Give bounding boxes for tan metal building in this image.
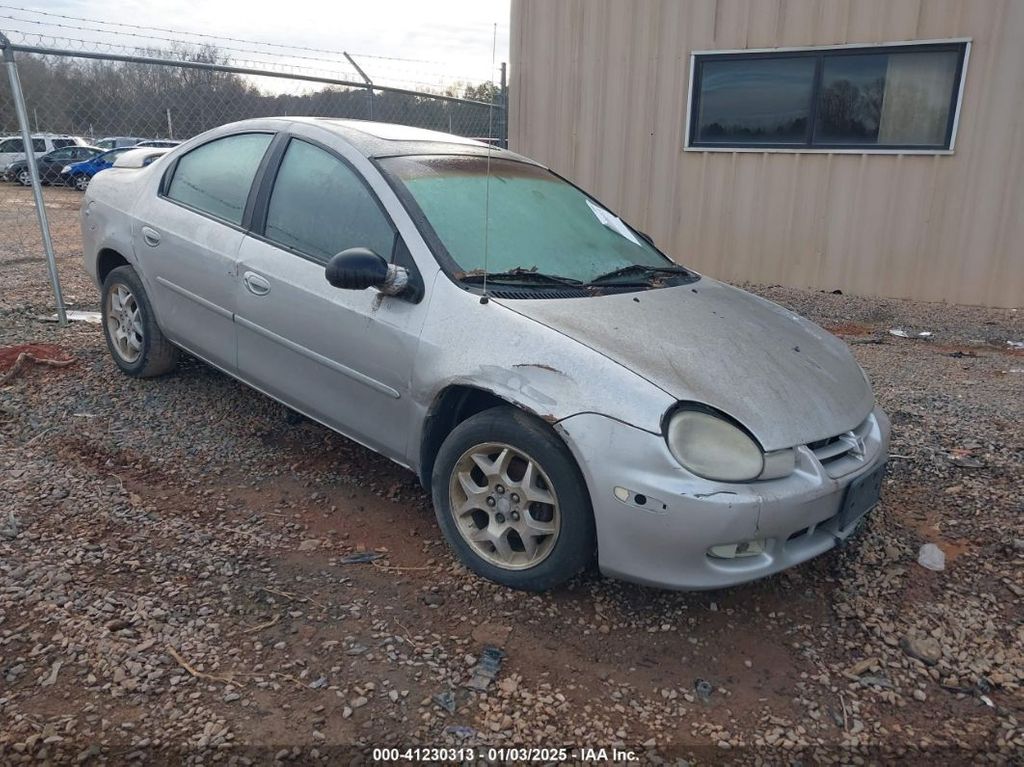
[509,0,1024,308]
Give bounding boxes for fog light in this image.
[708,539,766,559]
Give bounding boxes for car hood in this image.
[497,278,874,451]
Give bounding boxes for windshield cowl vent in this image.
[485,285,645,300]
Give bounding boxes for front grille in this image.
[808,417,873,477]
[810,434,854,464]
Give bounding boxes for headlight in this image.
[61,165,71,174]
[666,407,795,482]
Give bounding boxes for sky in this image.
[2,0,511,92]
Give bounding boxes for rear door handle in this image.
[243,271,271,296]
[141,226,161,247]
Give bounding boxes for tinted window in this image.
[265,139,394,261]
[0,138,23,152]
[32,139,45,152]
[690,43,966,150]
[695,57,815,144]
[47,149,73,161]
[381,156,675,283]
[52,139,76,149]
[167,133,272,224]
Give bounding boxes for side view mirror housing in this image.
[325,248,410,297]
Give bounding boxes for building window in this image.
[688,42,968,151]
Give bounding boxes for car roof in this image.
[225,117,541,165]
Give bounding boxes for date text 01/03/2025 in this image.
[372,747,639,762]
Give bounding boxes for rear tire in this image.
[431,406,595,591]
[101,265,178,378]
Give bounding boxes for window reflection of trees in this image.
[818,77,884,141]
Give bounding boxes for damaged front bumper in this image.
[557,406,890,590]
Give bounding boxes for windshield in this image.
[380,155,680,284]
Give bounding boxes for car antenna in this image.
[480,21,498,305]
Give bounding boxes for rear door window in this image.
[52,139,76,149]
[32,139,46,152]
[166,133,273,225]
[263,138,395,262]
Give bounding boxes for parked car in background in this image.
[61,147,135,191]
[80,118,889,592]
[135,139,181,148]
[94,136,144,150]
[115,146,171,166]
[6,144,101,186]
[0,134,87,178]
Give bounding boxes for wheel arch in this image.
[96,248,132,286]
[418,384,566,492]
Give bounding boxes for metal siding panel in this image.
[776,0,823,46]
[746,0,782,48]
[952,0,1020,305]
[510,0,1024,307]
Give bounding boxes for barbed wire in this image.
[0,4,500,85]
[2,29,479,94]
[0,13,362,78]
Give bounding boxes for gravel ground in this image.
[1,185,1022,764]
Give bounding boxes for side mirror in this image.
[325,247,409,296]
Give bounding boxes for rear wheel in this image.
[101,265,178,377]
[431,407,595,591]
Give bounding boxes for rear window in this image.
[166,133,272,225]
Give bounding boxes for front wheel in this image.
[73,174,89,192]
[431,407,595,591]
[101,265,178,377]
[17,169,30,186]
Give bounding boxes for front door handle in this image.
[243,271,271,296]
[141,226,161,247]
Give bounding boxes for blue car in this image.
[62,147,134,191]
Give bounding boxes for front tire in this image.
[101,265,178,377]
[73,174,90,192]
[431,407,595,591]
[17,169,30,186]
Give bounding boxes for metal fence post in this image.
[344,52,374,121]
[1,30,67,326]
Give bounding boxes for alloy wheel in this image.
[106,284,143,363]
[448,442,561,570]
[74,175,89,191]
[17,170,30,186]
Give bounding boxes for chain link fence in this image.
[0,27,507,322]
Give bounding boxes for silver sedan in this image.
[81,117,889,591]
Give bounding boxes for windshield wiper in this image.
[458,268,584,287]
[585,263,692,286]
